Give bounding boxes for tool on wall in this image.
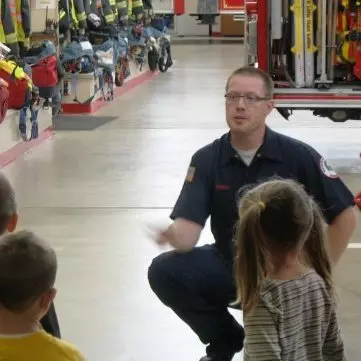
[44,6,58,35]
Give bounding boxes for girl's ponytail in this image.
[234,203,269,315]
[303,201,334,295]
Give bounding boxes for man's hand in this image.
[148,224,176,247]
[147,218,202,252]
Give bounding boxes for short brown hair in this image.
[0,173,16,234]
[226,66,274,98]
[0,230,57,312]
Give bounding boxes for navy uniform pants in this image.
[148,244,244,355]
[40,302,61,338]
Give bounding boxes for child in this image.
[0,172,61,337]
[234,179,347,361]
[0,229,85,360]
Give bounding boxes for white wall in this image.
[174,15,220,36]
[153,0,174,14]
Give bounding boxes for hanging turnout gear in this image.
[102,0,116,24]
[127,0,132,18]
[108,0,118,22]
[131,0,144,23]
[73,0,87,31]
[83,0,91,14]
[7,0,31,51]
[59,0,87,35]
[59,0,72,37]
[0,0,19,55]
[143,0,154,23]
[117,0,128,25]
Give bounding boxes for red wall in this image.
[219,0,244,11]
[173,0,185,15]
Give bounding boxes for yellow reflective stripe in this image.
[60,9,66,19]
[117,0,127,8]
[132,0,143,6]
[105,14,115,22]
[70,0,78,26]
[109,0,116,5]
[77,12,86,21]
[5,33,17,43]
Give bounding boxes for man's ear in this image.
[7,213,18,233]
[265,99,274,115]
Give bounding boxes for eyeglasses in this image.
[225,93,270,105]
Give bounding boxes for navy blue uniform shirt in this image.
[170,127,355,260]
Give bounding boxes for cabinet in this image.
[220,14,244,36]
[219,0,244,36]
[219,0,244,12]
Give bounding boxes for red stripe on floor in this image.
[0,127,54,169]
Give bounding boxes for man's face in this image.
[225,74,274,136]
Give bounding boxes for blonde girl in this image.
[235,179,347,361]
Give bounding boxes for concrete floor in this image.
[1,42,361,361]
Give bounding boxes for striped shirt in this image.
[243,269,347,361]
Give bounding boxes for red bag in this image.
[0,68,30,110]
[31,55,59,99]
[0,79,9,125]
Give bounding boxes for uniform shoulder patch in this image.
[320,157,339,179]
[185,166,196,183]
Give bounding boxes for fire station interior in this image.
[0,0,360,360]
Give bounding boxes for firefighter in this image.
[147,66,358,361]
[0,0,19,55]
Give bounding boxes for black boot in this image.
[199,351,236,361]
[199,329,244,361]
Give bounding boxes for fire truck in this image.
[244,0,361,123]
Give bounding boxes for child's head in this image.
[234,178,333,314]
[0,173,18,235]
[0,230,57,321]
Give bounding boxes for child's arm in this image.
[243,303,281,361]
